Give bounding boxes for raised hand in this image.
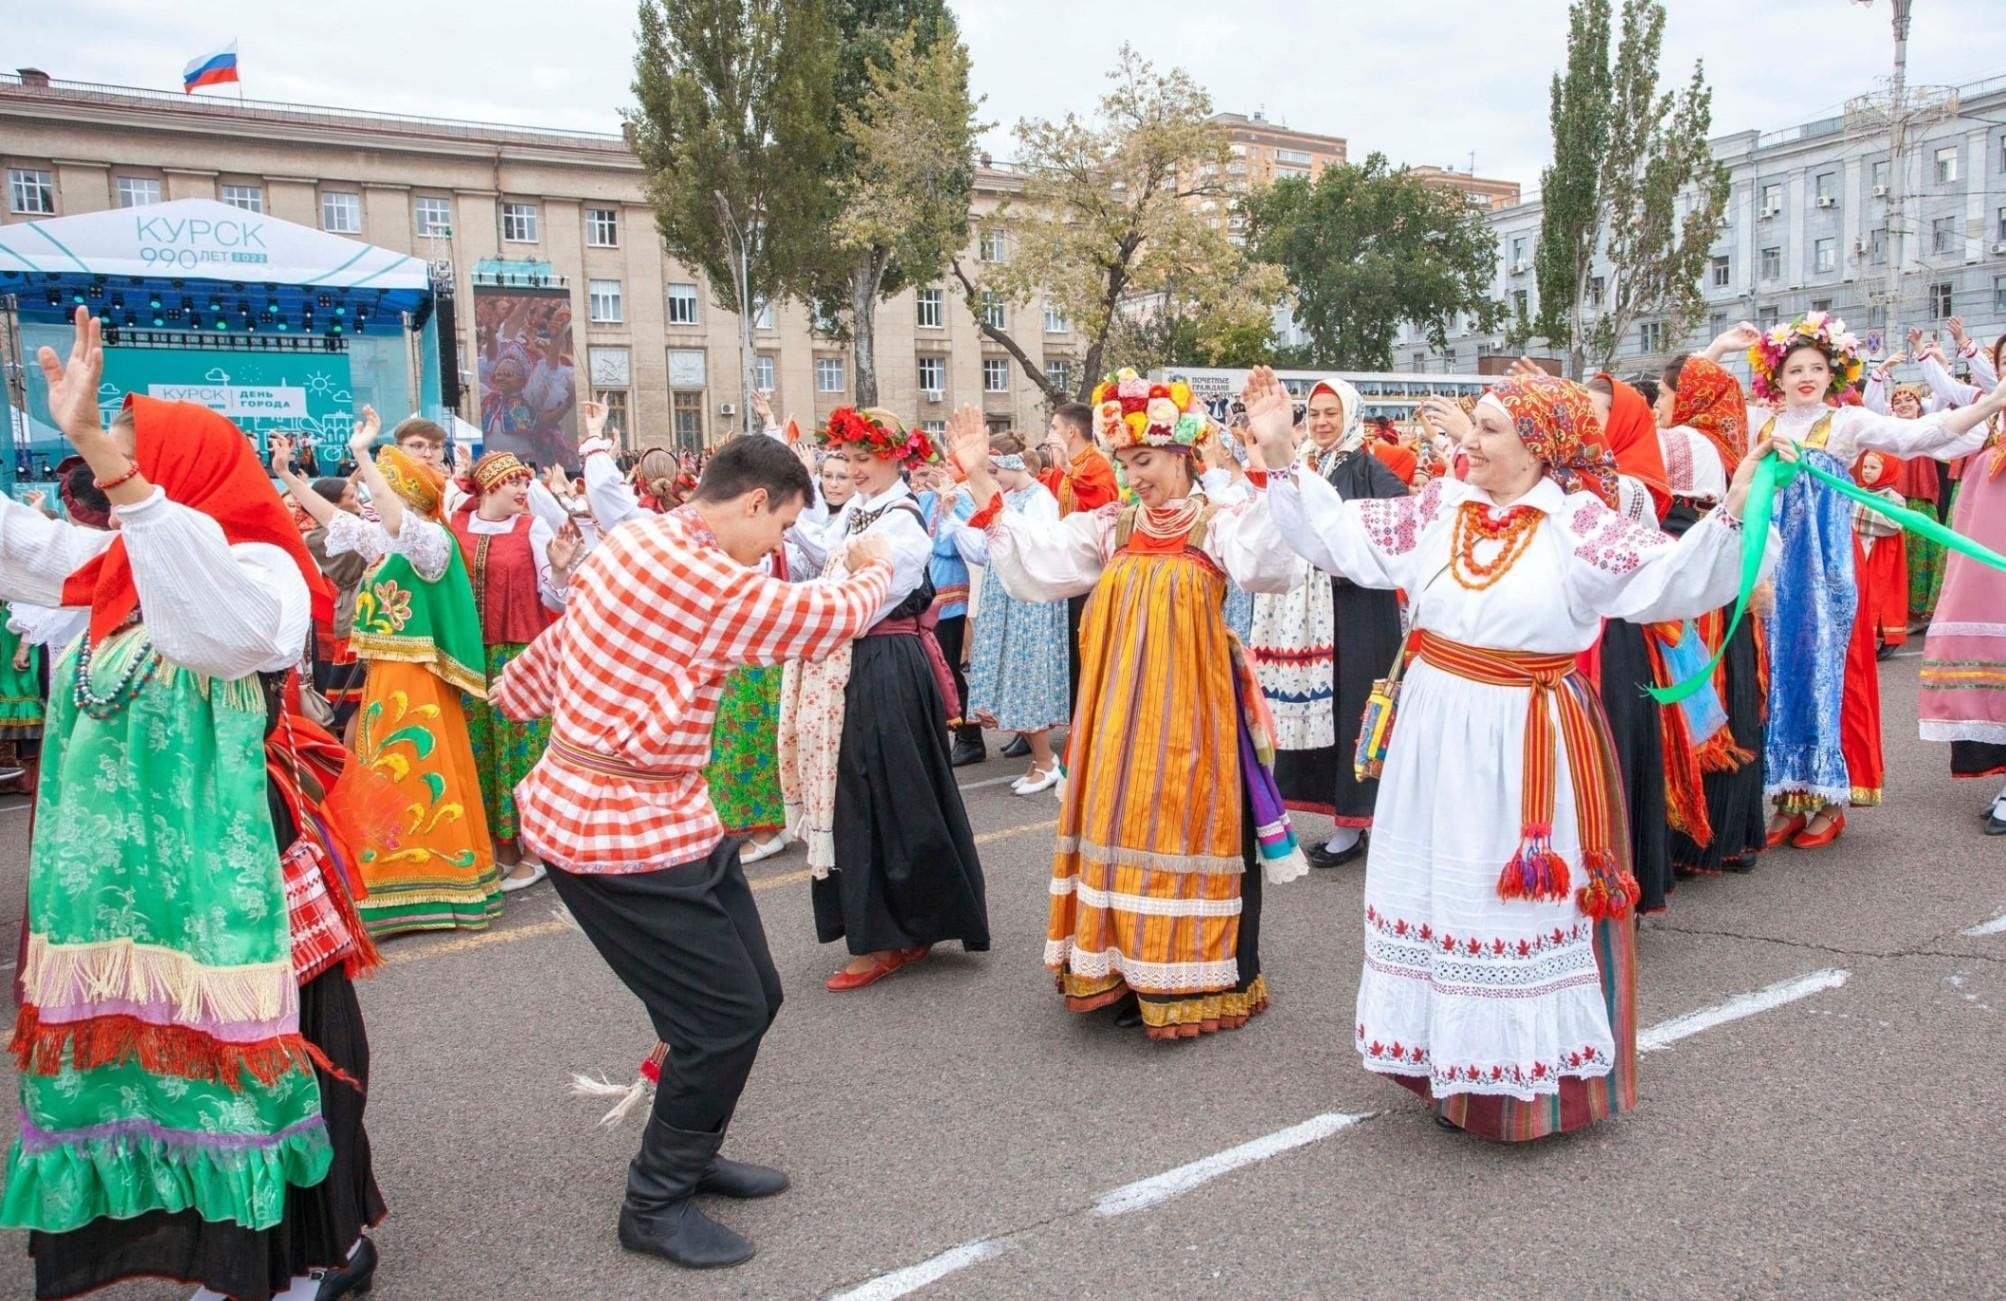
[270,433,297,477]
[22,489,46,513]
[749,389,774,427]
[1240,366,1298,472]
[1418,395,1472,443]
[846,531,891,572]
[1949,316,1969,349]
[943,405,990,479]
[349,407,381,459]
[581,398,609,443]
[1725,436,1795,519]
[1506,355,1545,381]
[547,521,583,573]
[1707,321,1762,361]
[453,442,473,478]
[35,306,107,445]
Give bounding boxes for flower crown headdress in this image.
[818,406,941,465]
[1747,311,1865,403]
[1090,368,1210,452]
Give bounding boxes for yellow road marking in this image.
[381,819,1057,966]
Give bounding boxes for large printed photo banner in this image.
[472,284,578,472]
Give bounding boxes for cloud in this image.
[11,0,2005,196]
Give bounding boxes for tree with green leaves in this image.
[1240,154,1504,371]
[1533,0,1730,377]
[626,0,837,433]
[821,19,981,406]
[954,46,1284,404]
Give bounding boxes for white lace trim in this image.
[1056,836,1244,876]
[1045,940,1240,992]
[1358,1052,1612,1102]
[1926,622,2006,639]
[1050,875,1242,918]
[1920,719,2006,745]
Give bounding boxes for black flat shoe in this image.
[1306,836,1367,870]
[949,735,987,768]
[1986,814,2006,837]
[1433,1113,1462,1133]
[1112,996,1144,1028]
[314,1236,378,1299]
[1000,734,1031,759]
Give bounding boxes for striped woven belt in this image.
[547,733,686,784]
[1413,631,1637,919]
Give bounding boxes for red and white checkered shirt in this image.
[494,507,891,873]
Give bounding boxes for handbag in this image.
[1352,563,1446,783]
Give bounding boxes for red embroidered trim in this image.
[1364,904,1593,957]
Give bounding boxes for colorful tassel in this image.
[1497,829,1572,903]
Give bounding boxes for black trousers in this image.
[549,840,783,1135]
[935,613,973,730]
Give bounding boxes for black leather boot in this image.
[697,1154,790,1199]
[949,728,987,768]
[617,1116,756,1268]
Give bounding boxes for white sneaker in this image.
[500,863,547,893]
[1014,765,1060,796]
[739,832,790,865]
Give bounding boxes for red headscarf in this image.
[1669,356,1747,480]
[1594,373,1670,519]
[1483,374,1621,508]
[1853,449,1899,491]
[61,396,335,648]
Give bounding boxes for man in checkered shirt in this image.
[494,434,893,1270]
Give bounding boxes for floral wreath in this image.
[1747,310,1864,403]
[818,406,941,465]
[1091,368,1210,453]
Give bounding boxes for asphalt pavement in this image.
[1,652,2003,1299]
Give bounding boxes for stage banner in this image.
[472,284,577,471]
[90,345,358,471]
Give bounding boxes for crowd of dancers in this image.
[1,301,2003,1296]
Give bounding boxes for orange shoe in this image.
[1791,811,1845,849]
[824,951,908,992]
[1765,813,1807,848]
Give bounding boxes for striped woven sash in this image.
[1415,631,1639,919]
[548,733,686,784]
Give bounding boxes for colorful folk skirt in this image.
[1763,454,1858,812]
[463,641,552,846]
[0,615,44,740]
[704,664,786,838]
[354,659,503,936]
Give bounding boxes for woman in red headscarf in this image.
[1250,365,1778,1142]
[0,309,383,1299]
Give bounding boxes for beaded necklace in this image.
[72,633,160,721]
[1132,496,1204,543]
[1450,501,1543,591]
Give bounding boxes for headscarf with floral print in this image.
[1669,355,1748,479]
[1479,374,1620,508]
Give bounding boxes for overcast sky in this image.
[13,1,2006,192]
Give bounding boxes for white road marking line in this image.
[957,774,1024,792]
[1093,1111,1374,1218]
[827,1239,1006,1301]
[1638,968,1850,1052]
[1961,910,2006,937]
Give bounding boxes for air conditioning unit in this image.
[1853,238,1869,254]
[1760,202,1782,219]
[1994,241,2006,255]
[1509,260,1528,275]
[718,402,737,417]
[1815,195,1837,209]
[1872,184,1889,198]
[922,389,944,403]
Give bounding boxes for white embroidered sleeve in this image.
[116,489,311,678]
[1563,495,1773,623]
[985,504,1111,603]
[1265,469,1430,592]
[0,493,115,607]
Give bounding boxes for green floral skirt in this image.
[704,664,785,837]
[463,641,551,845]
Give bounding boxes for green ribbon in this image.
[1648,449,2006,705]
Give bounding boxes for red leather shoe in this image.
[824,952,906,992]
[898,944,932,965]
[1791,811,1845,849]
[1765,814,1807,848]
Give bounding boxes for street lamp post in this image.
[714,190,756,439]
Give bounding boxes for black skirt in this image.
[812,631,990,954]
[29,968,386,1301]
[1599,619,1673,913]
[1952,741,2006,780]
[1672,617,1768,874]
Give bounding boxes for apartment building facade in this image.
[0,69,1075,450]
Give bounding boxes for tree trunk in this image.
[732,262,756,440]
[850,259,881,408]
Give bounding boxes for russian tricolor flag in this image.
[183,42,239,94]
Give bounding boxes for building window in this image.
[1810,298,1832,314]
[320,191,361,234]
[7,168,53,215]
[1757,305,1779,331]
[1510,236,1527,267]
[115,176,160,209]
[601,390,629,442]
[1044,303,1068,333]
[753,298,776,331]
[1709,311,1729,339]
[1932,281,1954,318]
[922,420,947,436]
[1276,148,1313,166]
[220,183,263,213]
[1511,289,1528,318]
[1760,183,1782,216]
[754,354,776,393]
[1936,145,1960,185]
[1412,352,1427,372]
[815,356,846,393]
[1869,227,1888,265]
[1815,172,1836,203]
[502,202,539,243]
[916,355,946,393]
[586,206,619,247]
[983,358,1010,393]
[1865,304,1887,331]
[1710,254,1731,288]
[980,291,1006,331]
[1814,237,1836,274]
[588,279,623,323]
[666,283,700,326]
[979,228,1007,262]
[672,391,704,449]
[1587,276,1604,309]
[1933,215,1960,256]
[1044,359,1071,392]
[1871,159,1890,193]
[1998,206,2006,242]
[1639,322,1664,353]
[1760,246,1781,281]
[1995,275,2006,313]
[1999,135,2006,173]
[416,195,453,237]
[916,287,943,329]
